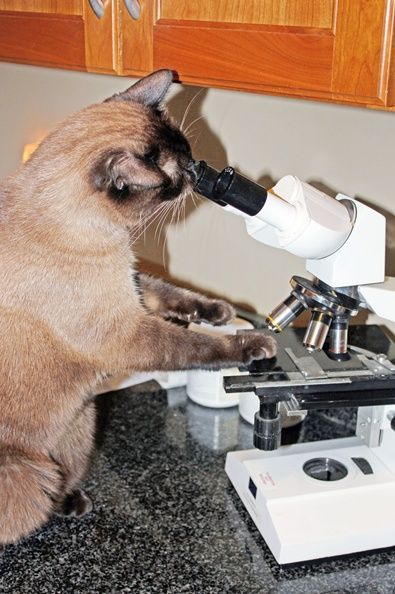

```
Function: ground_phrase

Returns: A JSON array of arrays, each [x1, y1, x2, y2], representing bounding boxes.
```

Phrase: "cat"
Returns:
[[0, 69, 277, 546]]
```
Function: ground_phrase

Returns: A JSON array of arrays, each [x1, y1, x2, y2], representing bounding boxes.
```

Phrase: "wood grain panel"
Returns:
[[84, 0, 117, 73], [120, 0, 154, 76], [0, 0, 82, 14], [154, 24, 333, 92], [159, 0, 334, 29], [387, 1, 395, 106], [0, 11, 85, 69], [332, 0, 388, 100]]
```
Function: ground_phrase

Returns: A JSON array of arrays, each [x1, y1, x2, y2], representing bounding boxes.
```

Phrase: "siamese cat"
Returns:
[[0, 70, 276, 545]]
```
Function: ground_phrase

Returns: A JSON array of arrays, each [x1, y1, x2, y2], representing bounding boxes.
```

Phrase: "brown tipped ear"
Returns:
[[104, 70, 174, 107]]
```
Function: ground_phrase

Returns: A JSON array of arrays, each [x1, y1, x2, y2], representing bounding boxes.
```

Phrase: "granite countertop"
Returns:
[[1, 382, 395, 594]]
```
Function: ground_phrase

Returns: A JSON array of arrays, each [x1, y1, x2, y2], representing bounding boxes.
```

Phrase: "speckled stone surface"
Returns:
[[1, 384, 395, 594]]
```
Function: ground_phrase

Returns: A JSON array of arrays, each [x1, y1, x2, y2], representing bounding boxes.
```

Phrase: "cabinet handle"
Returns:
[[88, 0, 104, 19], [124, 0, 141, 20]]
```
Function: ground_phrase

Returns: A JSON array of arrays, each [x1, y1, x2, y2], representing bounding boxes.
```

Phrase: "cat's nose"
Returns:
[[184, 160, 200, 184]]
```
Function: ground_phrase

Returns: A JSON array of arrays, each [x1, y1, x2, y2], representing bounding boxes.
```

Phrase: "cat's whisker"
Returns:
[[162, 207, 175, 266], [154, 210, 168, 242], [140, 207, 164, 242], [179, 89, 204, 132], [131, 202, 170, 244], [175, 197, 185, 237], [183, 115, 204, 136], [154, 201, 175, 243], [184, 127, 200, 142], [186, 189, 201, 211], [161, 196, 184, 266], [178, 197, 184, 227], [132, 202, 163, 234], [147, 202, 173, 239], [191, 133, 202, 148], [130, 207, 161, 242], [173, 201, 180, 229], [160, 204, 175, 267], [133, 213, 147, 242]]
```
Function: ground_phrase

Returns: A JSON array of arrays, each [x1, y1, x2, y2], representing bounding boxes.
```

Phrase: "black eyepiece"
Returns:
[[193, 160, 268, 217]]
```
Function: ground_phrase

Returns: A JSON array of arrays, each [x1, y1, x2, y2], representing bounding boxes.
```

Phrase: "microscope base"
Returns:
[[225, 436, 395, 564]]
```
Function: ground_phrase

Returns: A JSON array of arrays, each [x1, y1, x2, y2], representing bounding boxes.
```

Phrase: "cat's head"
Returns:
[[23, 70, 197, 229], [89, 70, 197, 226]]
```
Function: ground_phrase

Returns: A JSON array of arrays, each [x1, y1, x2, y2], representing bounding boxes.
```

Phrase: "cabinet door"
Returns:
[[0, 0, 118, 73], [153, 0, 395, 108], [84, 0, 118, 73], [119, 0, 154, 76]]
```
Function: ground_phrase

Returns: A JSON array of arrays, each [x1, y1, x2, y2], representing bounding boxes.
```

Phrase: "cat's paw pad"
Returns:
[[59, 489, 93, 518], [237, 331, 277, 364]]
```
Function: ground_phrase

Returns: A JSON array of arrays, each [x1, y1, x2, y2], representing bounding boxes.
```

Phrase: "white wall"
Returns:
[[1, 62, 394, 331]]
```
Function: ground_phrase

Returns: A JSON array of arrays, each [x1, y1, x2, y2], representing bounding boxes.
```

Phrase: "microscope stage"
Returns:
[[226, 436, 395, 564]]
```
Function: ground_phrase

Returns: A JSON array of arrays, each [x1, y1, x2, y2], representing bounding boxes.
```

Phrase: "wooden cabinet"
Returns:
[[119, 0, 154, 76], [0, 1, 86, 70], [1, 1, 395, 110], [153, 0, 395, 109], [0, 0, 118, 73]]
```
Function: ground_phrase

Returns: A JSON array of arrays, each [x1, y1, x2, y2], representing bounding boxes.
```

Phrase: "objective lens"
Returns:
[[266, 294, 306, 333], [328, 316, 350, 360], [303, 310, 333, 352]]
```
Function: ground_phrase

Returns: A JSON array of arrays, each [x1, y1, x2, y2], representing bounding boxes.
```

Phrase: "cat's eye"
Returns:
[[142, 148, 160, 167]]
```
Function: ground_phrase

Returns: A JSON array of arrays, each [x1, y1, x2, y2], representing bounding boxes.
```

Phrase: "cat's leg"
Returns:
[[135, 273, 235, 325], [111, 313, 277, 374], [0, 445, 63, 545], [52, 401, 96, 518], [0, 309, 97, 543]]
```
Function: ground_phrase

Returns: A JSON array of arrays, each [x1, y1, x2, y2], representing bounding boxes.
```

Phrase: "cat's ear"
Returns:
[[105, 70, 174, 107], [91, 149, 163, 193]]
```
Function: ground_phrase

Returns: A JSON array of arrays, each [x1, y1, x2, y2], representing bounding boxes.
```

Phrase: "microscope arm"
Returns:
[[358, 277, 395, 323]]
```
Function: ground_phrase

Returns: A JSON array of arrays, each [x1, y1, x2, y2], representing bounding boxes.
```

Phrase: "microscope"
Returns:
[[193, 161, 395, 564]]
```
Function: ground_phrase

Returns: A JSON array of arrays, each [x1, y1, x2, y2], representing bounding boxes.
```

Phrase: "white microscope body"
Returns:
[[227, 174, 392, 310], [193, 162, 395, 564]]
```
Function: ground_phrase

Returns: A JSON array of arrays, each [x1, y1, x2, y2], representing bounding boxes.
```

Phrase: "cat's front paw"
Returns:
[[196, 298, 236, 326], [169, 297, 235, 326], [234, 331, 277, 364]]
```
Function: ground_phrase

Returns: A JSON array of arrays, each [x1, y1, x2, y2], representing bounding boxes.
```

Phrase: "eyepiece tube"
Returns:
[[193, 160, 268, 216], [192, 161, 228, 207]]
